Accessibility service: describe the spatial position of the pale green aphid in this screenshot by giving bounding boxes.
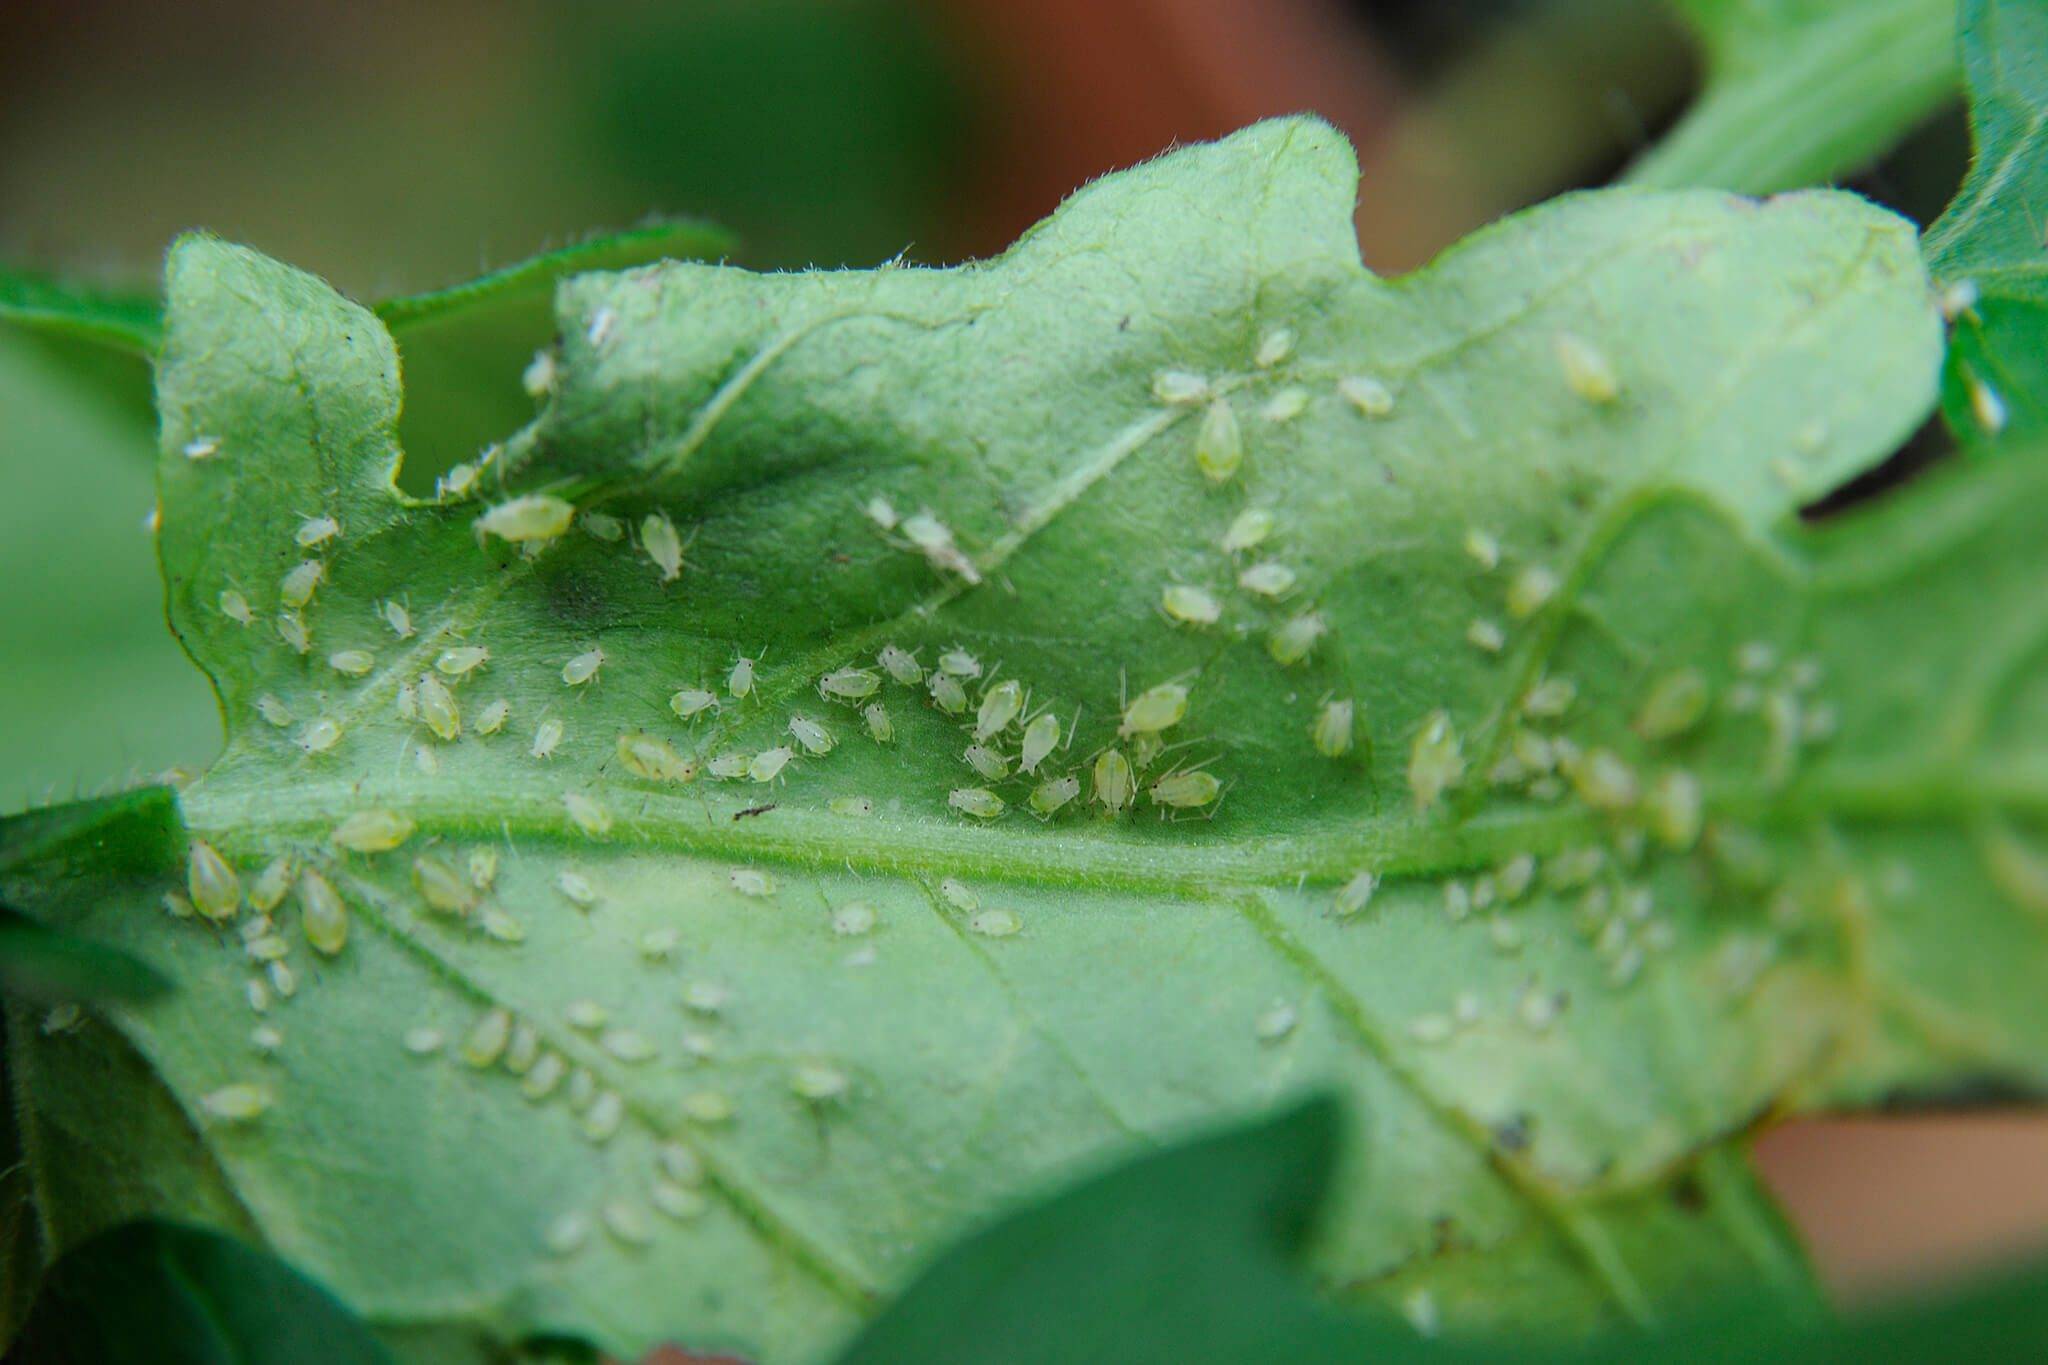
[682,1090,734,1124]
[1565,747,1639,811]
[1148,768,1221,810]
[1093,748,1135,815]
[504,1023,542,1073]
[1312,698,1355,757]
[830,795,876,818]
[949,787,1005,819]
[331,808,416,853]
[1029,775,1081,817]
[1522,676,1577,718]
[729,868,777,897]
[563,792,613,838]
[414,852,478,916]
[929,672,968,715]
[1221,506,1275,554]
[267,960,296,998]
[1255,1001,1298,1042]
[671,688,719,720]
[438,460,481,502]
[1238,560,1296,597]
[249,856,295,913]
[1337,374,1393,416]
[277,611,313,655]
[863,703,893,743]
[975,679,1024,740]
[1151,369,1210,405]
[469,848,499,890]
[1195,398,1243,483]
[297,715,342,754]
[901,511,982,584]
[969,908,1022,938]
[1161,584,1222,626]
[1334,869,1379,917]
[618,731,695,783]
[788,714,836,756]
[1464,527,1502,570]
[188,840,242,922]
[1019,712,1062,773]
[728,655,757,699]
[557,870,598,908]
[1466,619,1505,654]
[602,1029,657,1063]
[1554,331,1620,404]
[749,745,793,783]
[1254,325,1295,368]
[865,494,899,531]
[939,878,978,911]
[1505,564,1558,619]
[1261,386,1310,423]
[819,666,881,700]
[1120,682,1188,736]
[580,510,623,542]
[963,743,1010,781]
[1407,711,1465,810]
[1268,610,1327,666]
[878,644,923,685]
[707,753,749,779]
[417,674,461,741]
[475,493,575,545]
[219,588,254,626]
[200,1083,272,1123]
[531,716,565,759]
[296,514,341,548]
[182,435,220,460]
[1635,668,1710,741]
[460,1009,513,1068]
[642,511,684,582]
[939,647,982,679]
[1644,769,1704,849]
[256,693,292,727]
[280,559,324,608]
[328,649,375,677]
[562,646,606,687]
[395,682,417,722]
[566,1000,608,1031]
[476,698,512,736]
[436,645,490,678]
[298,867,349,955]
[792,1062,850,1103]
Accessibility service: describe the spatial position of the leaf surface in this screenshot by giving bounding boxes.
[17,117,2048,1364]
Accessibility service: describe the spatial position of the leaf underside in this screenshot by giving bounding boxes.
[9,115,2048,1364]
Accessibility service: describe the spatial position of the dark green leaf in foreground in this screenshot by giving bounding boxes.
[1632,0,1958,194]
[11,1220,391,1365]
[843,1097,2048,1365]
[1925,0,2048,444]
[15,112,2048,1365]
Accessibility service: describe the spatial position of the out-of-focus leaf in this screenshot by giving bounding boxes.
[0,914,168,1007]
[1924,0,2048,444]
[11,1220,392,1364]
[1632,0,1959,192]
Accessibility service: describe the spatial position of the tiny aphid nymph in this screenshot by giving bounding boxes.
[671,688,719,720]
[417,674,461,741]
[749,745,793,783]
[476,698,512,735]
[1555,332,1620,404]
[929,672,968,715]
[1093,748,1135,815]
[380,600,415,639]
[729,868,777,898]
[256,694,292,727]
[1120,682,1188,736]
[938,647,982,679]
[787,714,836,756]
[1238,560,1297,598]
[1221,507,1275,554]
[219,589,254,626]
[436,646,490,679]
[1337,375,1393,417]
[878,644,922,685]
[188,841,242,922]
[1407,711,1464,810]
[297,716,342,754]
[531,717,566,760]
[1313,698,1355,757]
[1029,774,1080,816]
[331,808,416,853]
[728,655,757,699]
[618,731,695,783]
[328,649,375,677]
[1505,565,1558,619]
[1268,610,1327,667]
[1161,584,1221,626]
[277,611,313,655]
[963,743,1010,781]
[280,560,324,609]
[563,792,613,838]
[865,495,899,531]
[1195,398,1243,483]
[1334,869,1378,917]
[819,666,880,701]
[562,646,606,687]
[862,703,892,743]
[1152,370,1209,405]
[1149,768,1221,810]
[1254,326,1295,369]
[1019,712,1062,773]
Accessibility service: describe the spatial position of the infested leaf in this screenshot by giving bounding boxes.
[14,111,2048,1365]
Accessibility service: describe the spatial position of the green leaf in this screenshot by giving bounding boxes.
[374,221,733,490]
[1631,0,1959,193]
[1924,0,2048,444]
[845,1095,2048,1365]
[0,268,160,354]
[17,116,2040,1364]
[11,1220,392,1364]
[0,789,177,1006]
[837,1096,1397,1363]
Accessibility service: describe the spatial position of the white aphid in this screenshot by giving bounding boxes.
[297,716,342,754]
[729,868,777,898]
[1238,560,1296,597]
[182,436,221,460]
[475,494,575,545]
[938,647,982,679]
[436,645,490,679]
[1019,712,1062,773]
[1261,386,1310,423]
[200,1083,271,1123]
[1555,332,1620,404]
[296,515,341,548]
[531,717,565,759]
[256,694,292,727]
[1334,869,1379,917]
[749,745,793,783]
[1254,326,1295,369]
[949,787,1005,819]
[1506,565,1558,619]
[438,461,481,502]
[417,674,461,741]
[878,644,922,685]
[1161,584,1222,626]
[969,908,1021,937]
[865,495,899,531]
[728,655,757,699]
[276,611,313,655]
[1467,619,1505,653]
[1312,698,1355,757]
[563,792,613,837]
[1464,528,1501,570]
[1268,610,1327,667]
[901,511,982,583]
[1221,507,1275,554]
[280,560,324,609]
[863,703,893,743]
[476,698,512,735]
[1152,370,1210,405]
[671,688,719,720]
[380,600,414,639]
[1337,375,1393,417]
[219,589,254,626]
[562,646,605,687]
[787,714,836,756]
[586,306,617,347]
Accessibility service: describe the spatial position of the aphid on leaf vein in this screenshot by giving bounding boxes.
[563,792,613,837]
[331,809,415,853]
